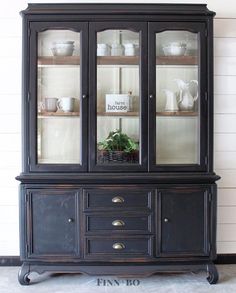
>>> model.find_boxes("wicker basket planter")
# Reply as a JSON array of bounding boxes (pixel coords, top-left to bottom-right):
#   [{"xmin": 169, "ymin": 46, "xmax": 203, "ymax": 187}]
[{"xmin": 97, "ymin": 150, "xmax": 139, "ymax": 164}]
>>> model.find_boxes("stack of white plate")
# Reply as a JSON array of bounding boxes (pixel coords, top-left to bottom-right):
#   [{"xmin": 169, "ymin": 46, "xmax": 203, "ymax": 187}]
[{"xmin": 51, "ymin": 41, "xmax": 75, "ymax": 56}]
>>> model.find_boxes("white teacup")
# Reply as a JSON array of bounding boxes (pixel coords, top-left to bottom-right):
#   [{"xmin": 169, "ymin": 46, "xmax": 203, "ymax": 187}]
[
  {"xmin": 43, "ymin": 97, "xmax": 58, "ymax": 112},
  {"xmin": 57, "ymin": 97, "xmax": 75, "ymax": 112}
]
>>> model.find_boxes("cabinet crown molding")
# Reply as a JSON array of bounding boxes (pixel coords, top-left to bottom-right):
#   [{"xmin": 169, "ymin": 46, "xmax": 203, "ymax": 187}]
[{"xmin": 20, "ymin": 4, "xmax": 216, "ymax": 17}]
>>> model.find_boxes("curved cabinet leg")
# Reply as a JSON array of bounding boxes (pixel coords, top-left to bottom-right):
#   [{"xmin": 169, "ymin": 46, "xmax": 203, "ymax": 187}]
[
  {"xmin": 206, "ymin": 263, "xmax": 219, "ymax": 284},
  {"xmin": 18, "ymin": 263, "xmax": 30, "ymax": 285}
]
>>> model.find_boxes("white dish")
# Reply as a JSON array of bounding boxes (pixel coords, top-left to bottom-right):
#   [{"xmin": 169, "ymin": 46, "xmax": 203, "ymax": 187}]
[
  {"xmin": 51, "ymin": 46, "xmax": 74, "ymax": 56},
  {"xmin": 51, "ymin": 41, "xmax": 75, "ymax": 56},
  {"xmin": 162, "ymin": 42, "xmax": 187, "ymax": 56}
]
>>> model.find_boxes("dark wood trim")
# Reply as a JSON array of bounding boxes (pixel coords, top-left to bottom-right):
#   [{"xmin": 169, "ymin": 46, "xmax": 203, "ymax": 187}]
[
  {"xmin": 215, "ymin": 254, "xmax": 236, "ymax": 265},
  {"xmin": 21, "ymin": 16, "xmax": 30, "ymax": 173},
  {"xmin": 207, "ymin": 18, "xmax": 214, "ymax": 173},
  {"xmin": 0, "ymin": 257, "xmax": 22, "ymax": 266},
  {"xmin": 0, "ymin": 254, "xmax": 235, "ymax": 266},
  {"xmin": 16, "ymin": 172, "xmax": 220, "ymax": 184},
  {"xmin": 21, "ymin": 4, "xmax": 215, "ymax": 16}
]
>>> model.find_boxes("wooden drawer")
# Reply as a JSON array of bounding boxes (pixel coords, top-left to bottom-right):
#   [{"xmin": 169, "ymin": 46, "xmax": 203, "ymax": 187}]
[
  {"xmin": 83, "ymin": 187, "xmax": 153, "ymax": 210},
  {"xmin": 86, "ymin": 214, "xmax": 152, "ymax": 233},
  {"xmin": 85, "ymin": 236, "xmax": 153, "ymax": 258}
]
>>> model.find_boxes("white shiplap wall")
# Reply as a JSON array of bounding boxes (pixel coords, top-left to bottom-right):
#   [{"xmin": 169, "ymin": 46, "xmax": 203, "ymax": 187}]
[
  {"xmin": 214, "ymin": 19, "xmax": 236, "ymax": 254},
  {"xmin": 0, "ymin": 0, "xmax": 236, "ymax": 256},
  {"xmin": 0, "ymin": 7, "xmax": 22, "ymax": 254}
]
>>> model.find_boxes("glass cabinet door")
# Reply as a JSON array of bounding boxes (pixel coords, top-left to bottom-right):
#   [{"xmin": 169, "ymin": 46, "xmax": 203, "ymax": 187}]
[
  {"xmin": 148, "ymin": 23, "xmax": 207, "ymax": 171},
  {"xmin": 89, "ymin": 22, "xmax": 147, "ymax": 171},
  {"xmin": 29, "ymin": 23, "xmax": 88, "ymax": 171}
]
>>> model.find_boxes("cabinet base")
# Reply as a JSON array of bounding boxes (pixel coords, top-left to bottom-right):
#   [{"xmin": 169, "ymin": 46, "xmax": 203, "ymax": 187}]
[{"xmin": 18, "ymin": 261, "xmax": 219, "ymax": 285}]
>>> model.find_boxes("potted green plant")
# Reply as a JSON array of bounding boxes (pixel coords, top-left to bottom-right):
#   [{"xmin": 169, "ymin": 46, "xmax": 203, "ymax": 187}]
[{"xmin": 97, "ymin": 129, "xmax": 139, "ymax": 163}]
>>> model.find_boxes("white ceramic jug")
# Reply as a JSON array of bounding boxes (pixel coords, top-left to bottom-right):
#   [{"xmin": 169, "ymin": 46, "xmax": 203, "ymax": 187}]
[
  {"xmin": 174, "ymin": 79, "xmax": 198, "ymax": 111},
  {"xmin": 163, "ymin": 89, "xmax": 179, "ymax": 112}
]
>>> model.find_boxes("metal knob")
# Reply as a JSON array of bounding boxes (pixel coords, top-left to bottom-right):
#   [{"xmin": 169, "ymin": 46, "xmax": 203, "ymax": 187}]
[
  {"xmin": 112, "ymin": 243, "xmax": 125, "ymax": 250},
  {"xmin": 68, "ymin": 218, "xmax": 74, "ymax": 223},
  {"xmin": 164, "ymin": 218, "xmax": 169, "ymax": 223},
  {"xmin": 149, "ymin": 94, "xmax": 154, "ymax": 99},
  {"xmin": 112, "ymin": 220, "xmax": 125, "ymax": 227},
  {"xmin": 112, "ymin": 196, "xmax": 125, "ymax": 203},
  {"xmin": 82, "ymin": 94, "xmax": 87, "ymax": 99}
]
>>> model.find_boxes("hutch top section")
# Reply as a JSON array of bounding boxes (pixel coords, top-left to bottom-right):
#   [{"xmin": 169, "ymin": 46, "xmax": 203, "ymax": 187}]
[
  {"xmin": 21, "ymin": 3, "xmax": 215, "ymax": 17},
  {"xmin": 18, "ymin": 3, "xmax": 217, "ymax": 177}
]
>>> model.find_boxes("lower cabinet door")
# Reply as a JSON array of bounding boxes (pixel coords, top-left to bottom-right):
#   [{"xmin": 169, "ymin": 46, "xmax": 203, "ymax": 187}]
[
  {"xmin": 159, "ymin": 186, "xmax": 210, "ymax": 256},
  {"xmin": 26, "ymin": 189, "xmax": 79, "ymax": 258}
]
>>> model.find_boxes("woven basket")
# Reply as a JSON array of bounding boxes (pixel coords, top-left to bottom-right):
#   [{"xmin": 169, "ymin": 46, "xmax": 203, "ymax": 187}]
[{"xmin": 97, "ymin": 150, "xmax": 139, "ymax": 164}]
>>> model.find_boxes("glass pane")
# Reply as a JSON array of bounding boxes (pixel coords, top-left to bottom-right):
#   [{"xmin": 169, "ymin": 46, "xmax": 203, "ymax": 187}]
[
  {"xmin": 37, "ymin": 30, "xmax": 81, "ymax": 164},
  {"xmin": 96, "ymin": 30, "xmax": 140, "ymax": 165},
  {"xmin": 155, "ymin": 31, "xmax": 200, "ymax": 164}
]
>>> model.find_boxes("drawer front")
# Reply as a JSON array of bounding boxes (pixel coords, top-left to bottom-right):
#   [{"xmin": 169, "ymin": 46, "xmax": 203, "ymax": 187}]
[
  {"xmin": 83, "ymin": 188, "xmax": 153, "ymax": 210},
  {"xmin": 86, "ymin": 214, "xmax": 152, "ymax": 233},
  {"xmin": 85, "ymin": 236, "xmax": 153, "ymax": 258}
]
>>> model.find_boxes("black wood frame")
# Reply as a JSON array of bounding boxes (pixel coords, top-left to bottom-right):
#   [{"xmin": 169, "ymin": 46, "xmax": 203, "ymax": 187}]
[
  {"xmin": 89, "ymin": 21, "xmax": 148, "ymax": 172},
  {"xmin": 28, "ymin": 22, "xmax": 89, "ymax": 172},
  {"xmin": 1, "ymin": 254, "xmax": 236, "ymax": 267},
  {"xmin": 148, "ymin": 22, "xmax": 208, "ymax": 172}
]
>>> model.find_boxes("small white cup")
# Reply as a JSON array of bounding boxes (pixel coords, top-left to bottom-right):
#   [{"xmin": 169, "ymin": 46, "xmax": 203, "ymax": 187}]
[
  {"xmin": 57, "ymin": 97, "xmax": 75, "ymax": 112},
  {"xmin": 97, "ymin": 43, "xmax": 111, "ymax": 56},
  {"xmin": 111, "ymin": 43, "xmax": 124, "ymax": 56},
  {"xmin": 43, "ymin": 97, "xmax": 58, "ymax": 112}
]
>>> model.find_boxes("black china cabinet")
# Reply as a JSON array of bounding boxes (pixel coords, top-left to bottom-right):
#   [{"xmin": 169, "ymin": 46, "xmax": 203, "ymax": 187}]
[{"xmin": 16, "ymin": 4, "xmax": 220, "ymax": 285}]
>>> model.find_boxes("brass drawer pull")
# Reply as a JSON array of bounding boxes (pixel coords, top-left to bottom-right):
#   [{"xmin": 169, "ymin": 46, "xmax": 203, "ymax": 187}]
[
  {"xmin": 112, "ymin": 196, "xmax": 125, "ymax": 203},
  {"xmin": 112, "ymin": 243, "xmax": 125, "ymax": 250},
  {"xmin": 112, "ymin": 220, "xmax": 125, "ymax": 227}
]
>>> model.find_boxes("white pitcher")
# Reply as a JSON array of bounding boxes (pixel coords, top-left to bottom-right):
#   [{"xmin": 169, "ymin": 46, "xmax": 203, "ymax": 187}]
[
  {"xmin": 163, "ymin": 89, "xmax": 179, "ymax": 112},
  {"xmin": 174, "ymin": 79, "xmax": 198, "ymax": 111}
]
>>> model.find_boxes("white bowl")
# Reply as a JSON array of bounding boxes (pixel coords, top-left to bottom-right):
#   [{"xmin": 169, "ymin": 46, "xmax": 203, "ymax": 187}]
[
  {"xmin": 51, "ymin": 46, "xmax": 74, "ymax": 56},
  {"xmin": 53, "ymin": 41, "xmax": 74, "ymax": 46},
  {"xmin": 162, "ymin": 42, "xmax": 187, "ymax": 56},
  {"xmin": 51, "ymin": 41, "xmax": 75, "ymax": 56},
  {"xmin": 97, "ymin": 43, "xmax": 110, "ymax": 48}
]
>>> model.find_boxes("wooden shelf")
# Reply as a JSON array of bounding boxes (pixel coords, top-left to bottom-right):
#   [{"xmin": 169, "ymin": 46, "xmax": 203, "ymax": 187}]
[
  {"xmin": 38, "ymin": 111, "xmax": 80, "ymax": 117},
  {"xmin": 97, "ymin": 111, "xmax": 139, "ymax": 116},
  {"xmin": 38, "ymin": 56, "xmax": 80, "ymax": 66},
  {"xmin": 38, "ymin": 55, "xmax": 197, "ymax": 66},
  {"xmin": 156, "ymin": 111, "xmax": 198, "ymax": 116},
  {"xmin": 97, "ymin": 56, "xmax": 139, "ymax": 65},
  {"xmin": 38, "ymin": 111, "xmax": 197, "ymax": 118},
  {"xmin": 156, "ymin": 56, "xmax": 198, "ymax": 65}
]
